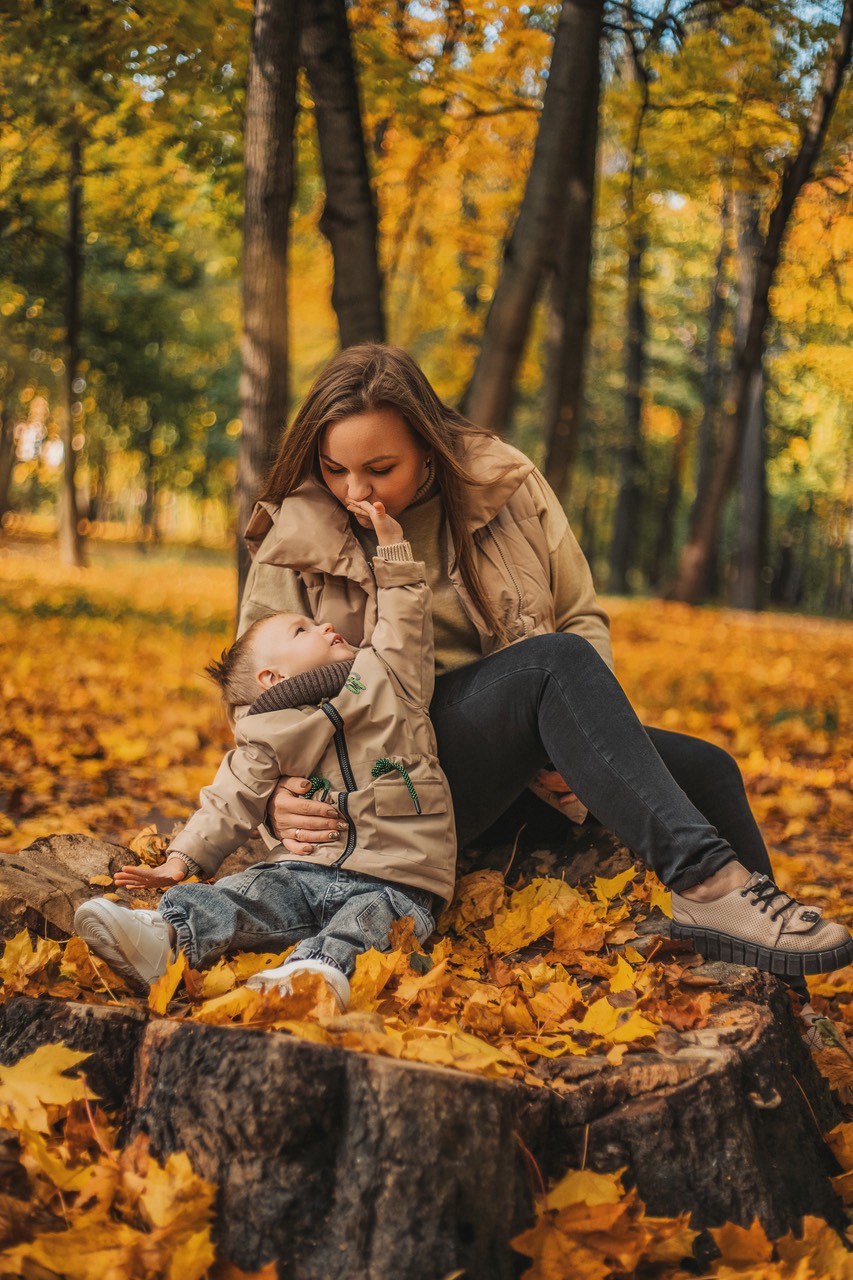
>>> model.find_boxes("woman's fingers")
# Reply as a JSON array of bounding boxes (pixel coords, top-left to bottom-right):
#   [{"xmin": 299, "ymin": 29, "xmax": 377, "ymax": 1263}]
[{"xmin": 267, "ymin": 779, "xmax": 342, "ymax": 849}]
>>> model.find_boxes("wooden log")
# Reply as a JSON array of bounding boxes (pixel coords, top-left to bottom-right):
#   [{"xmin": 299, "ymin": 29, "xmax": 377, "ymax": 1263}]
[
  {"xmin": 0, "ymin": 834, "xmax": 132, "ymax": 940},
  {"xmin": 0, "ymin": 833, "xmax": 272, "ymax": 941},
  {"xmin": 121, "ymin": 965, "xmax": 837, "ymax": 1277}
]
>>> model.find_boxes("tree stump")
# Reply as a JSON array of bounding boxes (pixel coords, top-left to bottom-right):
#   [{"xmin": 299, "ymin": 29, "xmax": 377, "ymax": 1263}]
[{"xmin": 0, "ymin": 835, "xmax": 843, "ymax": 1278}]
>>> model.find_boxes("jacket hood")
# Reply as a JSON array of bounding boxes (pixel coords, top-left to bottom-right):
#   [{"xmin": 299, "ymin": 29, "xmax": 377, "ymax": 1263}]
[{"xmin": 243, "ymin": 434, "xmax": 536, "ymax": 563}]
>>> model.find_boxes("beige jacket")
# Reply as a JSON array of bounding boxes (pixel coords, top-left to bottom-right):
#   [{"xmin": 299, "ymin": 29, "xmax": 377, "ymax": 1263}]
[
  {"xmin": 168, "ymin": 555, "xmax": 457, "ymax": 905},
  {"xmin": 240, "ymin": 433, "xmax": 613, "ymax": 670}
]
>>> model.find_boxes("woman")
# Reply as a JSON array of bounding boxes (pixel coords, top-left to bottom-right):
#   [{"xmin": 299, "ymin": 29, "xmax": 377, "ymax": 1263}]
[{"xmin": 238, "ymin": 344, "xmax": 851, "ymax": 978}]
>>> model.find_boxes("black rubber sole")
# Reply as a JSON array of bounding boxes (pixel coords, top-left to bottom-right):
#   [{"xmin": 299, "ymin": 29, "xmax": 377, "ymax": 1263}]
[{"xmin": 670, "ymin": 920, "xmax": 853, "ymax": 977}]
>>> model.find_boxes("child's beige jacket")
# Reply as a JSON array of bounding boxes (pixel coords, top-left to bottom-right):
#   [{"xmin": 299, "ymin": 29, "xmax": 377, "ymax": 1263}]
[{"xmin": 167, "ymin": 556, "xmax": 457, "ymax": 905}]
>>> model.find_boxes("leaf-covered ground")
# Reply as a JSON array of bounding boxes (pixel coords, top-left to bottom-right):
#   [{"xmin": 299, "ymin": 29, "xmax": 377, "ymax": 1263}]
[{"xmin": 2, "ymin": 536, "xmax": 853, "ymax": 1278}]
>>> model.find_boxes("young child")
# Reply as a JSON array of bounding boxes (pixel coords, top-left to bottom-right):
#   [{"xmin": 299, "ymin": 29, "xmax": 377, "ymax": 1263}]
[{"xmin": 74, "ymin": 500, "xmax": 456, "ymax": 1010}]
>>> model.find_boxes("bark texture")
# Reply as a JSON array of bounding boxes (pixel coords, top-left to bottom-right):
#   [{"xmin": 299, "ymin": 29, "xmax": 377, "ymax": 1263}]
[
  {"xmin": 541, "ymin": 1, "xmax": 604, "ymax": 501},
  {"xmin": 301, "ymin": 0, "xmax": 385, "ymax": 346},
  {"xmin": 463, "ymin": 0, "xmax": 605, "ymax": 435},
  {"xmin": 237, "ymin": 0, "xmax": 301, "ymax": 603}
]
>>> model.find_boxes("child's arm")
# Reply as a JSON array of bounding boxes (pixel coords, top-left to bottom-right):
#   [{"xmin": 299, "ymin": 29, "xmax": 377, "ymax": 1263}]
[
  {"xmin": 115, "ymin": 739, "xmax": 286, "ymax": 885},
  {"xmin": 113, "ymin": 855, "xmax": 190, "ymax": 889},
  {"xmin": 348, "ymin": 499, "xmax": 435, "ymax": 708}
]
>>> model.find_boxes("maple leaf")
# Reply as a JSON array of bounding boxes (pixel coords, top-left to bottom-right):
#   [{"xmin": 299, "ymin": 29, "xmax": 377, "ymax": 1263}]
[
  {"xmin": 546, "ymin": 899, "xmax": 606, "ymax": 963},
  {"xmin": 0, "ymin": 1044, "xmax": 94, "ymax": 1133},
  {"xmin": 591, "ymin": 867, "xmax": 637, "ymax": 907},
  {"xmin": 709, "ymin": 1219, "xmax": 774, "ymax": 1266},
  {"xmin": 437, "ymin": 869, "xmax": 506, "ymax": 933},
  {"xmin": 0, "ymin": 928, "xmax": 62, "ymax": 997},
  {"xmin": 485, "ymin": 879, "xmax": 580, "ymax": 954},
  {"xmin": 775, "ymin": 1214, "xmax": 853, "ymax": 1279},
  {"xmin": 148, "ymin": 949, "xmax": 188, "ymax": 1015}
]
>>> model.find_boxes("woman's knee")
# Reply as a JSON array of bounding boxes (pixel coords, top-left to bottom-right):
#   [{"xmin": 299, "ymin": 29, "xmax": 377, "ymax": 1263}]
[
  {"xmin": 675, "ymin": 734, "xmax": 747, "ymax": 795},
  {"xmin": 522, "ymin": 631, "xmax": 601, "ymax": 668}
]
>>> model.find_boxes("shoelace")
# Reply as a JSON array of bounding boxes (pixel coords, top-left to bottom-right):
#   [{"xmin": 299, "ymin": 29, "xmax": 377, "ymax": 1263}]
[
  {"xmin": 741, "ymin": 875, "xmax": 799, "ymax": 923},
  {"xmin": 371, "ymin": 758, "xmax": 421, "ymax": 814},
  {"xmin": 306, "ymin": 775, "xmax": 332, "ymax": 802}
]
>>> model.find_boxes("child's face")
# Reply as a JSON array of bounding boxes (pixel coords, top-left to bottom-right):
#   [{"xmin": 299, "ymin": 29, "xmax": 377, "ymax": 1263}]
[{"xmin": 253, "ymin": 614, "xmax": 356, "ymax": 689}]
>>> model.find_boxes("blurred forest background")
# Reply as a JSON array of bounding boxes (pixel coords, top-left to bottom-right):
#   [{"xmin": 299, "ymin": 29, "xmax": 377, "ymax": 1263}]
[{"xmin": 1, "ymin": 0, "xmax": 851, "ymax": 613}]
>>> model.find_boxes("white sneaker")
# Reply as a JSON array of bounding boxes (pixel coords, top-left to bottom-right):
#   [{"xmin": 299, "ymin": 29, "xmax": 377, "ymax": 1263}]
[
  {"xmin": 246, "ymin": 958, "xmax": 350, "ymax": 1010},
  {"xmin": 74, "ymin": 898, "xmax": 172, "ymax": 991}
]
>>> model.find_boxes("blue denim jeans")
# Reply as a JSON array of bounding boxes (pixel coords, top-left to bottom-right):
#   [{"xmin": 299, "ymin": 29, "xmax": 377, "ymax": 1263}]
[
  {"xmin": 160, "ymin": 862, "xmax": 435, "ymax": 975},
  {"xmin": 429, "ymin": 632, "xmax": 773, "ymax": 894}
]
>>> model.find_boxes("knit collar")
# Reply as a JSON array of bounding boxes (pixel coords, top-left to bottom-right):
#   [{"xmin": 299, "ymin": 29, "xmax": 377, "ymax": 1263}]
[{"xmin": 248, "ymin": 658, "xmax": 355, "ymax": 715}]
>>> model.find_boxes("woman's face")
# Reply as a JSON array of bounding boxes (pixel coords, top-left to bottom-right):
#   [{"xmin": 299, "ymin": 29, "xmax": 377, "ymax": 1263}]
[{"xmin": 318, "ymin": 408, "xmax": 430, "ymax": 526}]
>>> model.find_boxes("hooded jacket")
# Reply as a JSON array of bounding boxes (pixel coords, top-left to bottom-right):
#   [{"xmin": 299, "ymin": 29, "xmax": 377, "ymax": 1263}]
[
  {"xmin": 240, "ymin": 433, "xmax": 613, "ymax": 672},
  {"xmin": 167, "ymin": 552, "xmax": 457, "ymax": 905}
]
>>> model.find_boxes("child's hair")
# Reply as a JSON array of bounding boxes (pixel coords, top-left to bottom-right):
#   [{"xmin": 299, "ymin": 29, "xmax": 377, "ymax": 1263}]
[{"xmin": 206, "ymin": 616, "xmax": 271, "ymax": 708}]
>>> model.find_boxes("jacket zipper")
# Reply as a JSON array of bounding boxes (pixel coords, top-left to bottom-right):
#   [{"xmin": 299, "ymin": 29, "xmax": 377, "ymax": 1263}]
[
  {"xmin": 491, "ymin": 530, "xmax": 528, "ymax": 634},
  {"xmin": 321, "ymin": 702, "xmax": 357, "ymax": 863}
]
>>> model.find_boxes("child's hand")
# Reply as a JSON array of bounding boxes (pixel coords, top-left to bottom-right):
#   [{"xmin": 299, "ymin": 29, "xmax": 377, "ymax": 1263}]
[
  {"xmin": 347, "ymin": 499, "xmax": 404, "ymax": 546},
  {"xmin": 113, "ymin": 855, "xmax": 188, "ymax": 889}
]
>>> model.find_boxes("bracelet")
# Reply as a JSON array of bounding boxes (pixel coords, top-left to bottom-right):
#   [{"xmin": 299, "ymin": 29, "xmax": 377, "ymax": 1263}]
[{"xmin": 169, "ymin": 850, "xmax": 203, "ymax": 878}]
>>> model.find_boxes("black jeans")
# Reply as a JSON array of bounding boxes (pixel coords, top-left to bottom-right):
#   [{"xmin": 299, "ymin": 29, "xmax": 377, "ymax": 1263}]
[{"xmin": 429, "ymin": 633, "xmax": 773, "ymax": 894}]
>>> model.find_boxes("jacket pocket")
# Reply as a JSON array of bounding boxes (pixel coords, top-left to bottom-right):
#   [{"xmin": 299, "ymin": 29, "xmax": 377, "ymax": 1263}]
[{"xmin": 373, "ymin": 777, "xmax": 447, "ymax": 818}]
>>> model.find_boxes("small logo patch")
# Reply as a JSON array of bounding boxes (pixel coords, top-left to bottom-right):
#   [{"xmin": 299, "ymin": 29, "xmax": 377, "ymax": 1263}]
[
  {"xmin": 345, "ymin": 673, "xmax": 366, "ymax": 695},
  {"xmin": 800, "ymin": 910, "xmax": 820, "ymax": 923}
]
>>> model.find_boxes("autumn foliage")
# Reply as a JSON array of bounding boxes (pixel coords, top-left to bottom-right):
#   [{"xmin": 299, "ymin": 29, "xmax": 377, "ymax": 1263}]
[{"xmin": 2, "ymin": 541, "xmax": 853, "ymax": 1275}]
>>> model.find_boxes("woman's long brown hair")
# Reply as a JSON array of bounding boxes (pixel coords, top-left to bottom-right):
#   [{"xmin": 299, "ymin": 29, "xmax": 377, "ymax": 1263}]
[{"xmin": 259, "ymin": 344, "xmax": 514, "ymax": 646}]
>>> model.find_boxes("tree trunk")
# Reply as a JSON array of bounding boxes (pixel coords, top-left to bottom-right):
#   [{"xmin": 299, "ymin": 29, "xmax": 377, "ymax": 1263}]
[
  {"xmin": 0, "ymin": 398, "xmax": 16, "ymax": 523},
  {"xmin": 608, "ymin": 226, "xmax": 647, "ymax": 593},
  {"xmin": 237, "ymin": 0, "xmax": 301, "ymax": 606},
  {"xmin": 647, "ymin": 420, "xmax": 687, "ymax": 590},
  {"xmin": 59, "ymin": 133, "xmax": 86, "ymax": 568},
  {"xmin": 683, "ymin": 186, "xmax": 731, "ymax": 600},
  {"xmin": 140, "ymin": 416, "xmax": 159, "ymax": 549},
  {"xmin": 730, "ymin": 367, "xmax": 766, "ymax": 609},
  {"xmin": 463, "ymin": 0, "xmax": 606, "ymax": 434},
  {"xmin": 0, "ymin": 972, "xmax": 842, "ymax": 1278},
  {"xmin": 301, "ymin": 0, "xmax": 384, "ymax": 346},
  {"xmin": 541, "ymin": 1, "xmax": 604, "ymax": 501},
  {"xmin": 730, "ymin": 191, "xmax": 767, "ymax": 611},
  {"xmin": 671, "ymin": 0, "xmax": 853, "ymax": 604}
]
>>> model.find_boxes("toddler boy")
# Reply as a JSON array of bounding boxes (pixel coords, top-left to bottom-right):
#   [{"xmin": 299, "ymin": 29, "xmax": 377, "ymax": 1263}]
[{"xmin": 74, "ymin": 501, "xmax": 456, "ymax": 1009}]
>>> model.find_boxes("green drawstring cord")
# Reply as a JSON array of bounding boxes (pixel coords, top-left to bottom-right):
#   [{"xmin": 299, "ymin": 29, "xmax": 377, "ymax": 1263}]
[
  {"xmin": 371, "ymin": 758, "xmax": 421, "ymax": 814},
  {"xmin": 306, "ymin": 775, "xmax": 332, "ymax": 802}
]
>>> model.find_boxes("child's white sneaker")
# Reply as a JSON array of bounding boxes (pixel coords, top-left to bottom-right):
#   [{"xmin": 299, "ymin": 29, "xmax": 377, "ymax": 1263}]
[
  {"xmin": 74, "ymin": 898, "xmax": 172, "ymax": 991},
  {"xmin": 246, "ymin": 958, "xmax": 350, "ymax": 1010}
]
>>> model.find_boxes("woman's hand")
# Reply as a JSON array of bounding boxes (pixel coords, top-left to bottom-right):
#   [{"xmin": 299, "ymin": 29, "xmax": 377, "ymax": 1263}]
[
  {"xmin": 114, "ymin": 856, "xmax": 188, "ymax": 889},
  {"xmin": 532, "ymin": 767, "xmax": 581, "ymax": 810},
  {"xmin": 347, "ymin": 499, "xmax": 404, "ymax": 546},
  {"xmin": 268, "ymin": 776, "xmax": 344, "ymax": 854}
]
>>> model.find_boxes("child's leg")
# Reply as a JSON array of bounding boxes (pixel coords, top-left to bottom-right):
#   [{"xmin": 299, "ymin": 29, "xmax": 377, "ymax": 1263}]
[
  {"xmin": 289, "ymin": 880, "xmax": 435, "ymax": 974},
  {"xmin": 247, "ymin": 876, "xmax": 436, "ymax": 1008},
  {"xmin": 159, "ymin": 862, "xmax": 334, "ymax": 969},
  {"xmin": 75, "ymin": 862, "xmax": 334, "ymax": 990}
]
